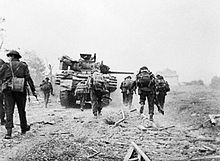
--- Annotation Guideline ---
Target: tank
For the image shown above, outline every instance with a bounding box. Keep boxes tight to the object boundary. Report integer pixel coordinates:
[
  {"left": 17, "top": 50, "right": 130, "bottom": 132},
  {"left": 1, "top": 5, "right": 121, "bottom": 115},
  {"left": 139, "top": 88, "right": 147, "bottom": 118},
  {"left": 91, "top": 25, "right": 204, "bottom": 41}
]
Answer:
[{"left": 55, "top": 53, "right": 133, "bottom": 109}]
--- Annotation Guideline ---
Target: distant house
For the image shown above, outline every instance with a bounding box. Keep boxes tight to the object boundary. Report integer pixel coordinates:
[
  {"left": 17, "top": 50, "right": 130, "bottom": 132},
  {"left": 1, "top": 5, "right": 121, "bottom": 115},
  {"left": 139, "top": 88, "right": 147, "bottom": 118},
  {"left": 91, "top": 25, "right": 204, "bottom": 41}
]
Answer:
[{"left": 156, "top": 68, "right": 179, "bottom": 86}]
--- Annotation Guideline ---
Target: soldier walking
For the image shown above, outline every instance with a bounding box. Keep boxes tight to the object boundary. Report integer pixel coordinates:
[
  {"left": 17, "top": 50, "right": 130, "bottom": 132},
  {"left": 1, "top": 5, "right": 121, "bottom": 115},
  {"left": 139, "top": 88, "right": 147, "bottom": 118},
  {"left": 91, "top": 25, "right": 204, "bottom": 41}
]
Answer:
[
  {"left": 120, "top": 76, "right": 136, "bottom": 108},
  {"left": 89, "top": 70, "right": 109, "bottom": 117},
  {"left": 154, "top": 74, "right": 170, "bottom": 115},
  {"left": 136, "top": 66, "right": 156, "bottom": 121},
  {"left": 40, "top": 77, "right": 54, "bottom": 108},
  {"left": 2, "top": 50, "right": 37, "bottom": 139},
  {"left": 0, "top": 59, "right": 6, "bottom": 125}
]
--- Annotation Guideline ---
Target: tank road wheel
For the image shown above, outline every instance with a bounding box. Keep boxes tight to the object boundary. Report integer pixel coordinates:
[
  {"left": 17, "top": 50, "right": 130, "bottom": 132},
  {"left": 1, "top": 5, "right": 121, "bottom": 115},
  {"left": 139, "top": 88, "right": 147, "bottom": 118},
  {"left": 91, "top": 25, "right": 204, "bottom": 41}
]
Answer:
[{"left": 60, "top": 91, "right": 76, "bottom": 108}]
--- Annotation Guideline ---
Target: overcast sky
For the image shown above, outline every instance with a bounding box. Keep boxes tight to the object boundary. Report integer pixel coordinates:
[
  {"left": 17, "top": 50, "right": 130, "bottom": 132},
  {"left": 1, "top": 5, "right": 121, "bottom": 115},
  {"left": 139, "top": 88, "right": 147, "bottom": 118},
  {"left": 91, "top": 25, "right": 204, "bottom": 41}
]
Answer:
[{"left": 0, "top": 0, "right": 220, "bottom": 83}]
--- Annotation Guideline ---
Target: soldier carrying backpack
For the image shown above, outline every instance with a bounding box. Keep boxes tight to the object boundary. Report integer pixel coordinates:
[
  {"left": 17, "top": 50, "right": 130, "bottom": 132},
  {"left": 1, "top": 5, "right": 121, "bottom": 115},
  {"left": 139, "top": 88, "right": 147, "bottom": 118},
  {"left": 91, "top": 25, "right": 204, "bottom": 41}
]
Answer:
[
  {"left": 120, "top": 76, "right": 136, "bottom": 108},
  {"left": 40, "top": 77, "right": 54, "bottom": 108},
  {"left": 88, "top": 71, "right": 109, "bottom": 117},
  {"left": 154, "top": 74, "right": 170, "bottom": 115},
  {"left": 136, "top": 66, "right": 156, "bottom": 121},
  {"left": 3, "top": 51, "right": 37, "bottom": 139}
]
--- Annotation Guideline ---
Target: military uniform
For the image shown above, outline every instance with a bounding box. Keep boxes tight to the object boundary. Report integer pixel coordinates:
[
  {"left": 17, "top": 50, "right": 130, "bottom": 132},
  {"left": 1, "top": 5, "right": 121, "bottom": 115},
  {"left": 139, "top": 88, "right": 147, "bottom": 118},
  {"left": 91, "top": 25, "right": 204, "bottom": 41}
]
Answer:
[
  {"left": 2, "top": 50, "right": 37, "bottom": 139},
  {"left": 40, "top": 78, "right": 53, "bottom": 108},
  {"left": 136, "top": 66, "right": 155, "bottom": 121},
  {"left": 89, "top": 72, "right": 109, "bottom": 117},
  {"left": 0, "top": 93, "right": 5, "bottom": 125},
  {"left": 0, "top": 59, "right": 7, "bottom": 125},
  {"left": 154, "top": 75, "right": 170, "bottom": 115},
  {"left": 120, "top": 76, "right": 136, "bottom": 108}
]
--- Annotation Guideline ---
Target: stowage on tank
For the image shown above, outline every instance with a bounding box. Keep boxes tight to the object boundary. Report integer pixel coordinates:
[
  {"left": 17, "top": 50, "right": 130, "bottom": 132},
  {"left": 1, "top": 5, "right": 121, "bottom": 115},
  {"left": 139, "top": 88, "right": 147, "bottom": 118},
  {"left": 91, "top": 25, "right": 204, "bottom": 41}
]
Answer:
[{"left": 55, "top": 53, "right": 133, "bottom": 109}]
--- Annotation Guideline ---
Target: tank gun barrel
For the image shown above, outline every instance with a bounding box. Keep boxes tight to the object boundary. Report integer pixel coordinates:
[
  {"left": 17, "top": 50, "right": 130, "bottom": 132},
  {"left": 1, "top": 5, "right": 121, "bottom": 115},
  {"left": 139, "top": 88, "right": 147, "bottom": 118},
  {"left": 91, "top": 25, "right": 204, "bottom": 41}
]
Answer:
[{"left": 104, "top": 71, "right": 134, "bottom": 75}]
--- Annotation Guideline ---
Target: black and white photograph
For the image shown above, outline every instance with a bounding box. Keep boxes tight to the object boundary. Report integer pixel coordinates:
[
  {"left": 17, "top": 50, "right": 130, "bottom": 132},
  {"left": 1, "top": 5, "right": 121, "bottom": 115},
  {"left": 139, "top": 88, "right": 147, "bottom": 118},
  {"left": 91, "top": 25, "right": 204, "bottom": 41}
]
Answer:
[{"left": 0, "top": 0, "right": 220, "bottom": 160}]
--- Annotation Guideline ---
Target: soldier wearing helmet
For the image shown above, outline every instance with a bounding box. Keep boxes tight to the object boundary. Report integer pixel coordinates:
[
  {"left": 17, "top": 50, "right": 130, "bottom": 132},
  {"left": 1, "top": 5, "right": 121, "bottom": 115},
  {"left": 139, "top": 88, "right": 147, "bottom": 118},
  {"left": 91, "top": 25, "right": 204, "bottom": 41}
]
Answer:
[
  {"left": 136, "top": 66, "right": 156, "bottom": 121},
  {"left": 154, "top": 74, "right": 170, "bottom": 115},
  {"left": 3, "top": 50, "right": 37, "bottom": 139},
  {"left": 120, "top": 75, "right": 136, "bottom": 108},
  {"left": 40, "top": 77, "right": 54, "bottom": 108},
  {"left": 89, "top": 71, "right": 109, "bottom": 117}
]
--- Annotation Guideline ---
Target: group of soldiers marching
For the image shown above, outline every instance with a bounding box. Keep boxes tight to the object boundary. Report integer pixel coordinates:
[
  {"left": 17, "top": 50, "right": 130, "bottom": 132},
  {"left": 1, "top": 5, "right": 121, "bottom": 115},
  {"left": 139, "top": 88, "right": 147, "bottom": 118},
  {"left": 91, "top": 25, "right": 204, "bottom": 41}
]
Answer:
[
  {"left": 0, "top": 50, "right": 170, "bottom": 139},
  {"left": 120, "top": 66, "right": 170, "bottom": 121}
]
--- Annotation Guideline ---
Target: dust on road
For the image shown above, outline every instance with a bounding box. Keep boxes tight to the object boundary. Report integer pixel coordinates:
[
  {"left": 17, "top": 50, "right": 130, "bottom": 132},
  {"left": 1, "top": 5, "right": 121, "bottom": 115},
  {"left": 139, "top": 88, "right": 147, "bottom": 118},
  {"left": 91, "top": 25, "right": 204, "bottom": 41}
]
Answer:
[{"left": 0, "top": 85, "right": 220, "bottom": 161}]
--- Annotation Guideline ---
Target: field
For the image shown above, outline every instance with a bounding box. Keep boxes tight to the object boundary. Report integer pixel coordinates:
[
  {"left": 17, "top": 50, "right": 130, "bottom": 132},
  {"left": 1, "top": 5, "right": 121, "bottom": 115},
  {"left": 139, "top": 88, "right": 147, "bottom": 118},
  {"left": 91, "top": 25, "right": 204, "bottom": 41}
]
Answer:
[{"left": 0, "top": 85, "right": 220, "bottom": 161}]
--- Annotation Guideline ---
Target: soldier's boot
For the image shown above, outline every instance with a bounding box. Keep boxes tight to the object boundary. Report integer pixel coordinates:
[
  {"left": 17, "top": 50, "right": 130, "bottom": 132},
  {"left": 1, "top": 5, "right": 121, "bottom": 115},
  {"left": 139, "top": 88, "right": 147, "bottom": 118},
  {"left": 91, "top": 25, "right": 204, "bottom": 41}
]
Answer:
[
  {"left": 21, "top": 125, "right": 31, "bottom": 135},
  {"left": 140, "top": 106, "right": 144, "bottom": 114},
  {"left": 93, "top": 111, "right": 98, "bottom": 117},
  {"left": 93, "top": 113, "right": 98, "bottom": 119},
  {"left": 158, "top": 107, "right": 164, "bottom": 115},
  {"left": 4, "top": 129, "right": 12, "bottom": 139},
  {"left": 139, "top": 103, "right": 144, "bottom": 114},
  {"left": 149, "top": 114, "right": 154, "bottom": 122},
  {"left": 98, "top": 111, "right": 102, "bottom": 116},
  {"left": 159, "top": 104, "right": 164, "bottom": 115},
  {"left": 80, "top": 102, "right": 85, "bottom": 111}
]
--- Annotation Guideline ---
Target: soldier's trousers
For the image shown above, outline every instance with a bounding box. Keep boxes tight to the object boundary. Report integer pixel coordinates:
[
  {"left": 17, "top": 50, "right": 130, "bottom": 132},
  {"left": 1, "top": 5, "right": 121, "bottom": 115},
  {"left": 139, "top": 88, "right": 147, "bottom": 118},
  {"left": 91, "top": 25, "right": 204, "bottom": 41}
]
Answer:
[
  {"left": 43, "top": 92, "right": 50, "bottom": 107},
  {"left": 155, "top": 92, "right": 166, "bottom": 109},
  {"left": 139, "top": 91, "right": 155, "bottom": 115},
  {"left": 90, "top": 91, "right": 103, "bottom": 116},
  {"left": 122, "top": 92, "right": 133, "bottom": 107},
  {"left": 92, "top": 100, "right": 102, "bottom": 116},
  {"left": 0, "top": 93, "right": 5, "bottom": 121},
  {"left": 4, "top": 90, "right": 28, "bottom": 131}
]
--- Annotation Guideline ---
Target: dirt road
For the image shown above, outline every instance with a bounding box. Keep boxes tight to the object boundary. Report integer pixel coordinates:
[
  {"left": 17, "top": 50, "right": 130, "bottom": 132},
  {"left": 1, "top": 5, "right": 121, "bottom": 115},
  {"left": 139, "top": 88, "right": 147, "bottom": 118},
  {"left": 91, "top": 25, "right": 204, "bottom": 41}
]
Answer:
[{"left": 0, "top": 85, "right": 220, "bottom": 161}]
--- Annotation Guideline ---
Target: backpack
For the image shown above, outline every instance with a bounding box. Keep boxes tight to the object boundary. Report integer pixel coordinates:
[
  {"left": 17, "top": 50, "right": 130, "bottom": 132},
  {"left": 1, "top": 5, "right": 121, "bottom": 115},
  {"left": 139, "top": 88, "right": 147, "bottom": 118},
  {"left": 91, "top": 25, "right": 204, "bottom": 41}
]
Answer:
[
  {"left": 40, "top": 82, "right": 51, "bottom": 91},
  {"left": 92, "top": 72, "right": 105, "bottom": 91},
  {"left": 137, "top": 71, "right": 152, "bottom": 87}
]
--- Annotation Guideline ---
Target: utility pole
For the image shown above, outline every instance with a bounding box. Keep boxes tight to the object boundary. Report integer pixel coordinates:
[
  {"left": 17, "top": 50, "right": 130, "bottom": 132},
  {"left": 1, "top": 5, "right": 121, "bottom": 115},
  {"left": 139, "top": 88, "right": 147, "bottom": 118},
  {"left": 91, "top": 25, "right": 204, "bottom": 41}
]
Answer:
[
  {"left": 0, "top": 40, "right": 3, "bottom": 50},
  {"left": 48, "top": 64, "right": 53, "bottom": 84}
]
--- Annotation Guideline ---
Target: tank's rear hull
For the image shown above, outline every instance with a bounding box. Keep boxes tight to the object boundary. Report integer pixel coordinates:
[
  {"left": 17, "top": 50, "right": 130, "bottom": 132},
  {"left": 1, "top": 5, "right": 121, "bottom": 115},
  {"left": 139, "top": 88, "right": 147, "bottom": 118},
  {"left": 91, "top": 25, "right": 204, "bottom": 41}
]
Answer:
[{"left": 55, "top": 70, "right": 117, "bottom": 108}]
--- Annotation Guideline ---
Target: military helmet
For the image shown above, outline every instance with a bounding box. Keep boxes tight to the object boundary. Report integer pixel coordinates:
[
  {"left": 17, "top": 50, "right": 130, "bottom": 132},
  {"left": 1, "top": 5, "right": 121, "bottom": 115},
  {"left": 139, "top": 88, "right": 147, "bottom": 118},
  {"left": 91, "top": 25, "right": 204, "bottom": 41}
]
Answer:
[
  {"left": 139, "top": 66, "right": 149, "bottom": 73},
  {"left": 140, "top": 66, "right": 148, "bottom": 70},
  {"left": 156, "top": 74, "right": 163, "bottom": 79},
  {"left": 7, "top": 50, "right": 22, "bottom": 58},
  {"left": 126, "top": 76, "right": 132, "bottom": 79}
]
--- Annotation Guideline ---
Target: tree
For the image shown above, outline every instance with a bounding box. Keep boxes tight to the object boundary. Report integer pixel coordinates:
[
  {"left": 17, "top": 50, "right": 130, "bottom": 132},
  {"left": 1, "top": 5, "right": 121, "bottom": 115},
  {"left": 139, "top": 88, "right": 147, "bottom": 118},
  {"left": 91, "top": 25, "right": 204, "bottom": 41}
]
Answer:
[
  {"left": 22, "top": 50, "right": 46, "bottom": 85},
  {"left": 210, "top": 76, "right": 220, "bottom": 89}
]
